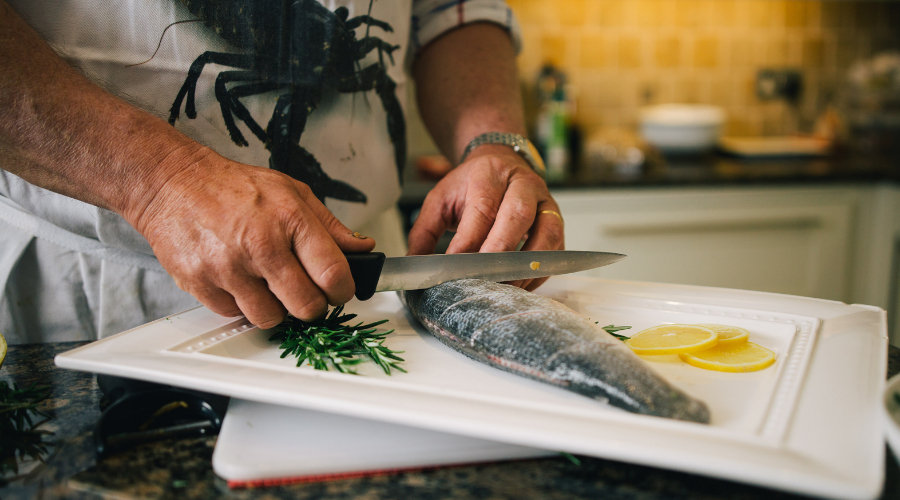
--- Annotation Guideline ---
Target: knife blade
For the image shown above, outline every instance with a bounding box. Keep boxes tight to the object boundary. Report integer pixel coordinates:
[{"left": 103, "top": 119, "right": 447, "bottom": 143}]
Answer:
[{"left": 345, "top": 250, "right": 626, "bottom": 300}]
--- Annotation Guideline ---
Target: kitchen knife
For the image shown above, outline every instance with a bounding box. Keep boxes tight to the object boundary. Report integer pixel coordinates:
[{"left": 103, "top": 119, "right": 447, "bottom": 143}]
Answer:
[{"left": 345, "top": 250, "right": 626, "bottom": 300}]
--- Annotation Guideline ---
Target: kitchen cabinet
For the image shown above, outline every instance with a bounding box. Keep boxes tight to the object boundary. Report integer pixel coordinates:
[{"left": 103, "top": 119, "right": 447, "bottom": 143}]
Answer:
[
  {"left": 856, "top": 184, "right": 900, "bottom": 346},
  {"left": 553, "top": 184, "right": 900, "bottom": 345}
]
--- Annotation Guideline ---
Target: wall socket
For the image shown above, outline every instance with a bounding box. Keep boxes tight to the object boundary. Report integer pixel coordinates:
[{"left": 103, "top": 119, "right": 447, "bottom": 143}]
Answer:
[{"left": 756, "top": 69, "right": 803, "bottom": 102}]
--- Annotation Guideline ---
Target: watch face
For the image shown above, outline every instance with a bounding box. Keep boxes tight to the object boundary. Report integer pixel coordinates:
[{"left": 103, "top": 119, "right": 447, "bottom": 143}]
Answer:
[{"left": 526, "top": 140, "right": 547, "bottom": 175}]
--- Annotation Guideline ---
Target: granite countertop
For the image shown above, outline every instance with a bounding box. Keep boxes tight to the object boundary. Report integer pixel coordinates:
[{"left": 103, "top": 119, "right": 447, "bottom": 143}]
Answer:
[
  {"left": 561, "top": 150, "right": 900, "bottom": 189},
  {"left": 0, "top": 342, "right": 898, "bottom": 500},
  {"left": 399, "top": 152, "right": 900, "bottom": 207}
]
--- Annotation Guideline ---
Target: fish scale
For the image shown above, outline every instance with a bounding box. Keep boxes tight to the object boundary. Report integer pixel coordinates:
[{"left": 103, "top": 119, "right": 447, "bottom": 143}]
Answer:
[{"left": 400, "top": 279, "right": 710, "bottom": 424}]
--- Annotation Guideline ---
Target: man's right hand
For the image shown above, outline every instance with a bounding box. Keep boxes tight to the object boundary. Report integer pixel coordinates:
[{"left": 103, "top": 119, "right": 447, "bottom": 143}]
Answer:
[
  {"left": 1, "top": 1, "right": 374, "bottom": 329},
  {"left": 129, "top": 147, "right": 375, "bottom": 328}
]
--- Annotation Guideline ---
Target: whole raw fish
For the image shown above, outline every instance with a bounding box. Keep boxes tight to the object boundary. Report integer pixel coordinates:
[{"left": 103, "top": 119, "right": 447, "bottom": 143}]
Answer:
[{"left": 400, "top": 279, "right": 710, "bottom": 424}]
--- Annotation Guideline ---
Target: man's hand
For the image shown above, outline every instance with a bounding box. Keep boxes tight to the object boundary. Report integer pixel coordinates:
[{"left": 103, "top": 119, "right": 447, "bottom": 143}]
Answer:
[
  {"left": 411, "top": 22, "right": 565, "bottom": 291},
  {"left": 131, "top": 148, "right": 375, "bottom": 328},
  {"left": 407, "top": 145, "right": 564, "bottom": 291},
  {"left": 0, "top": 2, "right": 373, "bottom": 328}
]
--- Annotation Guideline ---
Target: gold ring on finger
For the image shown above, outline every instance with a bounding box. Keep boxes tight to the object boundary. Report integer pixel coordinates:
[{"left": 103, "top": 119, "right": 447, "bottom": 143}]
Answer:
[{"left": 539, "top": 209, "right": 564, "bottom": 226}]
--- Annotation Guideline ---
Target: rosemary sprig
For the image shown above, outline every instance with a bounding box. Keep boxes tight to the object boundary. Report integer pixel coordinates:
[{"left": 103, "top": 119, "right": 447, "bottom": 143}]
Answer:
[
  {"left": 601, "top": 324, "right": 632, "bottom": 341},
  {"left": 559, "top": 452, "right": 582, "bottom": 466},
  {"left": 0, "top": 382, "right": 53, "bottom": 485},
  {"left": 269, "top": 305, "right": 405, "bottom": 375}
]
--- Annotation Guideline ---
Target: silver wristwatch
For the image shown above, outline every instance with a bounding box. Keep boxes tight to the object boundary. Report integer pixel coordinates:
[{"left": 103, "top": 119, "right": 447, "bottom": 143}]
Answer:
[{"left": 459, "top": 132, "right": 546, "bottom": 178}]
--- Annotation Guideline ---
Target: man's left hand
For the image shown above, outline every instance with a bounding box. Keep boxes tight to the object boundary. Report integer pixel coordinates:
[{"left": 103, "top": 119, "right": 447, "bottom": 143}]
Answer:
[{"left": 407, "top": 145, "right": 564, "bottom": 291}]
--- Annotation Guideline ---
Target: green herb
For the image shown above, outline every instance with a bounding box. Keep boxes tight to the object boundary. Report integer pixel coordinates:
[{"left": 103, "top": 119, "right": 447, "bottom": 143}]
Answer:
[
  {"left": 269, "top": 305, "right": 405, "bottom": 375},
  {"left": 0, "top": 382, "right": 53, "bottom": 485},
  {"left": 600, "top": 324, "right": 632, "bottom": 341},
  {"left": 559, "top": 452, "right": 582, "bottom": 466}
]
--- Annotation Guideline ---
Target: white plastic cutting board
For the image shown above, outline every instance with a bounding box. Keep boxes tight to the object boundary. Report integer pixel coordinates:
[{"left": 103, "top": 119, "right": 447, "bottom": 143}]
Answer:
[
  {"left": 214, "top": 399, "right": 554, "bottom": 486},
  {"left": 55, "top": 277, "right": 889, "bottom": 499}
]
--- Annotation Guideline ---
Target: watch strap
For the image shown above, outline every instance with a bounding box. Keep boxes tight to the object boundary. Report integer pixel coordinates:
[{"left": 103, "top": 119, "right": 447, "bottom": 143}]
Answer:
[{"left": 460, "top": 132, "right": 546, "bottom": 178}]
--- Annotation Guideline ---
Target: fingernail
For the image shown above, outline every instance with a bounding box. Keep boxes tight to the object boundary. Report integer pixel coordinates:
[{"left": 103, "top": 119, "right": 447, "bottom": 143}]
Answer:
[{"left": 349, "top": 231, "right": 369, "bottom": 240}]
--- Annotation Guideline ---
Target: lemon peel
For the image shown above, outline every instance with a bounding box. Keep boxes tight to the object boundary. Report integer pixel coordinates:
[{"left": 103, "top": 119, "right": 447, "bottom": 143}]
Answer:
[
  {"left": 693, "top": 324, "right": 750, "bottom": 346},
  {"left": 678, "top": 341, "right": 776, "bottom": 373},
  {"left": 625, "top": 324, "right": 718, "bottom": 356}
]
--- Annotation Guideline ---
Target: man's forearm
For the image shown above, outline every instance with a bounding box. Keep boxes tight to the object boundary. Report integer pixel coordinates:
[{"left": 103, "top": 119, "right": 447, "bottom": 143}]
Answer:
[
  {"left": 412, "top": 22, "right": 526, "bottom": 164},
  {"left": 0, "top": 0, "right": 202, "bottom": 221}
]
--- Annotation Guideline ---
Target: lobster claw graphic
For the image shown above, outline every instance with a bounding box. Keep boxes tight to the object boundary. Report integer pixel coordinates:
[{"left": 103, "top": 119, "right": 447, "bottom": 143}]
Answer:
[{"left": 168, "top": 0, "right": 407, "bottom": 204}]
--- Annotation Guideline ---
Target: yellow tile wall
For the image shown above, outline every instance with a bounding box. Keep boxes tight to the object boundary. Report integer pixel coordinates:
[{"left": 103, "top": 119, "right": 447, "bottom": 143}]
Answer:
[{"left": 507, "top": 0, "right": 900, "bottom": 136}]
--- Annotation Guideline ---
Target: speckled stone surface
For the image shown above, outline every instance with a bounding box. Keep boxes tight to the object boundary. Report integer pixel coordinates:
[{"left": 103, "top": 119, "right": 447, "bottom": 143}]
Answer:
[
  {"left": 0, "top": 342, "right": 898, "bottom": 500},
  {"left": 0, "top": 342, "right": 99, "bottom": 500},
  {"left": 398, "top": 153, "right": 900, "bottom": 208}
]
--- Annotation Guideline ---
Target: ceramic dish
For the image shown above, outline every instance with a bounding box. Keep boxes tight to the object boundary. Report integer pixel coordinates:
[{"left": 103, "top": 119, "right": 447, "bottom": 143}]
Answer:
[
  {"left": 718, "top": 136, "right": 831, "bottom": 158},
  {"left": 639, "top": 104, "right": 724, "bottom": 153},
  {"left": 55, "top": 277, "right": 888, "bottom": 499}
]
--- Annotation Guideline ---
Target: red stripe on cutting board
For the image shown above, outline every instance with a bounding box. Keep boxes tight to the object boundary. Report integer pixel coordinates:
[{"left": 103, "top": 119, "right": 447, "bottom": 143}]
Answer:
[
  {"left": 226, "top": 457, "right": 540, "bottom": 489},
  {"left": 228, "top": 466, "right": 429, "bottom": 489}
]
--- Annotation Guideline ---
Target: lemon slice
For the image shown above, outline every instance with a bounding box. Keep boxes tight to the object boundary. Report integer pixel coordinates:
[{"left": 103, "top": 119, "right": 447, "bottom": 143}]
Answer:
[
  {"left": 0, "top": 332, "right": 6, "bottom": 369},
  {"left": 678, "top": 342, "right": 776, "bottom": 372},
  {"left": 693, "top": 324, "right": 750, "bottom": 346},
  {"left": 624, "top": 324, "right": 718, "bottom": 356}
]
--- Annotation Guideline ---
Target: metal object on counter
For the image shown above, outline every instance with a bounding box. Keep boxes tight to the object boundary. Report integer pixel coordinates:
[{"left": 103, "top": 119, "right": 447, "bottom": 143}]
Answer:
[
  {"left": 841, "top": 51, "right": 900, "bottom": 156},
  {"left": 94, "top": 375, "right": 225, "bottom": 459},
  {"left": 581, "top": 127, "right": 659, "bottom": 181}
]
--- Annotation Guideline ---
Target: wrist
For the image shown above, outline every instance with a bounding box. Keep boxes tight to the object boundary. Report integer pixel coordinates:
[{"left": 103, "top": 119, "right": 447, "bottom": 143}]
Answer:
[
  {"left": 114, "top": 119, "right": 212, "bottom": 230},
  {"left": 459, "top": 132, "right": 546, "bottom": 178},
  {"left": 461, "top": 143, "right": 520, "bottom": 161}
]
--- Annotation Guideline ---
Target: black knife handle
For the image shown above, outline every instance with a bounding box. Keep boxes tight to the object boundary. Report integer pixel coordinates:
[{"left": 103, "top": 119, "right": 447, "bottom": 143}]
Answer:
[{"left": 345, "top": 252, "right": 386, "bottom": 301}]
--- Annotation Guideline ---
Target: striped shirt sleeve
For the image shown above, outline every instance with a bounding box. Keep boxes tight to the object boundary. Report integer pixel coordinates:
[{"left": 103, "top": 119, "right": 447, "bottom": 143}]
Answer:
[{"left": 410, "top": 0, "right": 523, "bottom": 57}]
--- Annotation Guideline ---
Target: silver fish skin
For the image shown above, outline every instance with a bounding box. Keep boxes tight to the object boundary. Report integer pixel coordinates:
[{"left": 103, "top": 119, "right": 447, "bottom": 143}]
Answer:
[{"left": 400, "top": 279, "right": 710, "bottom": 424}]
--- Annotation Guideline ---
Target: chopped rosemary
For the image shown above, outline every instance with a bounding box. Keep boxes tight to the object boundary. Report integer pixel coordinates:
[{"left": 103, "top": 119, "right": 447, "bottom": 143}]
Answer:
[
  {"left": 269, "top": 305, "right": 405, "bottom": 375},
  {"left": 559, "top": 451, "right": 582, "bottom": 466},
  {"left": 601, "top": 324, "right": 632, "bottom": 341},
  {"left": 0, "top": 382, "right": 53, "bottom": 485}
]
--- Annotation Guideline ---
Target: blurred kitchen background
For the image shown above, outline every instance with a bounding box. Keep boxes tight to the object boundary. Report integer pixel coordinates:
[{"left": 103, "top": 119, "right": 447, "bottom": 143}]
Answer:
[
  {"left": 400, "top": 0, "right": 900, "bottom": 345},
  {"left": 513, "top": 0, "right": 898, "bottom": 137}
]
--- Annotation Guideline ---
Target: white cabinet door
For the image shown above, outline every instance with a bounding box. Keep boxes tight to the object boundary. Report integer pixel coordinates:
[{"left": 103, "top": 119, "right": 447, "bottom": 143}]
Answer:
[
  {"left": 854, "top": 185, "right": 900, "bottom": 346},
  {"left": 553, "top": 186, "right": 860, "bottom": 302}
]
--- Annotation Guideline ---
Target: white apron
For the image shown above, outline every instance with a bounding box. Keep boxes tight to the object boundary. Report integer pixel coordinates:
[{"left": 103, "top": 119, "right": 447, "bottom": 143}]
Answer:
[{"left": 0, "top": 0, "right": 520, "bottom": 343}]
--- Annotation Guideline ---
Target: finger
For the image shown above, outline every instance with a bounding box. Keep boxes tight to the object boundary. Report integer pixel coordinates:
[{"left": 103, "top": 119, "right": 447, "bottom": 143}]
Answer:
[
  {"left": 229, "top": 277, "right": 289, "bottom": 329},
  {"left": 517, "top": 203, "right": 565, "bottom": 291},
  {"left": 168, "top": 260, "right": 245, "bottom": 318},
  {"left": 286, "top": 184, "right": 362, "bottom": 305},
  {"left": 189, "top": 284, "right": 243, "bottom": 318},
  {"left": 478, "top": 181, "right": 538, "bottom": 253},
  {"left": 445, "top": 177, "right": 505, "bottom": 255},
  {"left": 252, "top": 243, "right": 332, "bottom": 321},
  {"left": 524, "top": 276, "right": 550, "bottom": 292},
  {"left": 503, "top": 235, "right": 528, "bottom": 289},
  {"left": 406, "top": 189, "right": 450, "bottom": 256},
  {"left": 295, "top": 180, "right": 377, "bottom": 254},
  {"left": 520, "top": 204, "right": 565, "bottom": 252}
]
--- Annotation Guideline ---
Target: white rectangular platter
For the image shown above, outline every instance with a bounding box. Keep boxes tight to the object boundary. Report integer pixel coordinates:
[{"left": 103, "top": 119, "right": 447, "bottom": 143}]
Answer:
[{"left": 55, "top": 277, "right": 888, "bottom": 499}]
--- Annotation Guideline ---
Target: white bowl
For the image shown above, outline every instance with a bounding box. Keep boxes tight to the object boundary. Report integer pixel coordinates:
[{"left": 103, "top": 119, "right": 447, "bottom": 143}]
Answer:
[{"left": 639, "top": 104, "right": 725, "bottom": 154}]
